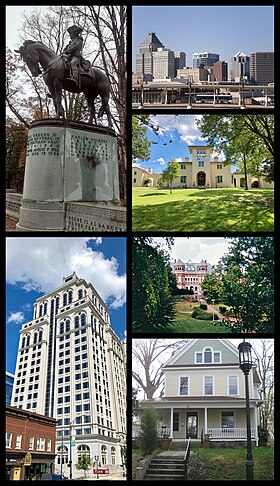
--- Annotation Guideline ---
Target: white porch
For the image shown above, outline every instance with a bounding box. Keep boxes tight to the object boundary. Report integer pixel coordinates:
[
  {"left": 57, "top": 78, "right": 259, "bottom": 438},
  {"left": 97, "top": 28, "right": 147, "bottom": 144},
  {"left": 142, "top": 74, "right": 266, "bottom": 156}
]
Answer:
[{"left": 141, "top": 403, "right": 260, "bottom": 446}]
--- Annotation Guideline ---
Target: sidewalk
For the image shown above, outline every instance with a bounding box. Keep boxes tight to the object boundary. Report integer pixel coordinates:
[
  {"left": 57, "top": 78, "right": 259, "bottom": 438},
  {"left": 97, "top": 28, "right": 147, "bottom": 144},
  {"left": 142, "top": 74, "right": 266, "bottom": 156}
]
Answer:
[{"left": 74, "top": 472, "right": 126, "bottom": 480}]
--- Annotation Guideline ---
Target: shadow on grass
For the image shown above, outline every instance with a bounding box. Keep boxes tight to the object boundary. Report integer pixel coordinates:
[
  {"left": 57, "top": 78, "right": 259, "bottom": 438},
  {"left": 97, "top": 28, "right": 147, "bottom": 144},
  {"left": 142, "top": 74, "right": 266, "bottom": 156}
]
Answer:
[
  {"left": 132, "top": 189, "right": 274, "bottom": 232},
  {"left": 140, "top": 192, "right": 168, "bottom": 197}
]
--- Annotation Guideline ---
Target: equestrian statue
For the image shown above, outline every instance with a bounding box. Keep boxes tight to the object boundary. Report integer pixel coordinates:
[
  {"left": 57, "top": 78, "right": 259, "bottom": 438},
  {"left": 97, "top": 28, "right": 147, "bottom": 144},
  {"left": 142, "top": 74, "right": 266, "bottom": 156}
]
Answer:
[{"left": 15, "top": 25, "right": 112, "bottom": 127}]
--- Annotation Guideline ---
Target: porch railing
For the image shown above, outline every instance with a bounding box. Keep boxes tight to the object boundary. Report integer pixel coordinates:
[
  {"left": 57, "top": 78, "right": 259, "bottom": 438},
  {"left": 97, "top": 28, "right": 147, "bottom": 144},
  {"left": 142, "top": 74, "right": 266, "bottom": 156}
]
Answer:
[
  {"left": 207, "top": 428, "right": 256, "bottom": 439},
  {"left": 157, "top": 427, "right": 171, "bottom": 438}
]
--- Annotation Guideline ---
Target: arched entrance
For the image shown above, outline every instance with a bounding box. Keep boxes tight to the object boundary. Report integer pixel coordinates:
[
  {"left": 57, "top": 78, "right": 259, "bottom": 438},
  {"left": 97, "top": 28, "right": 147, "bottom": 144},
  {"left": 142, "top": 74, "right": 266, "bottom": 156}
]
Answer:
[{"left": 197, "top": 171, "right": 206, "bottom": 186}]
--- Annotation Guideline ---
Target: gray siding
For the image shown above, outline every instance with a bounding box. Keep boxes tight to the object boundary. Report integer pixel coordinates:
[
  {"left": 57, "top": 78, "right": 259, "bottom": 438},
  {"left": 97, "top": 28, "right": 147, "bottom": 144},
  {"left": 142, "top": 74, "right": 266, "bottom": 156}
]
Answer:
[{"left": 173, "top": 339, "right": 239, "bottom": 365}]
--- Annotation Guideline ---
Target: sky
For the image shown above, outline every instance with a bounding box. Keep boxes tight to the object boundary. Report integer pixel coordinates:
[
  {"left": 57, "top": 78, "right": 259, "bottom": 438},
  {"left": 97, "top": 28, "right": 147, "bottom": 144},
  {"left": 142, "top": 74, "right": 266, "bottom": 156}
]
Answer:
[
  {"left": 152, "top": 237, "right": 231, "bottom": 266},
  {"left": 6, "top": 237, "right": 126, "bottom": 374},
  {"left": 133, "top": 115, "right": 241, "bottom": 174},
  {"left": 132, "top": 5, "right": 274, "bottom": 71},
  {"left": 6, "top": 6, "right": 51, "bottom": 50}
]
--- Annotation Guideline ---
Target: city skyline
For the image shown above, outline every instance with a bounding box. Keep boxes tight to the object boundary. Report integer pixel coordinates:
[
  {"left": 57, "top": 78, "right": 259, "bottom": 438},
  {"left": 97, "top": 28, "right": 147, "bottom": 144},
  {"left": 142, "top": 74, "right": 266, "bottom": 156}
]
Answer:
[
  {"left": 6, "top": 237, "right": 126, "bottom": 374},
  {"left": 132, "top": 6, "right": 274, "bottom": 71}
]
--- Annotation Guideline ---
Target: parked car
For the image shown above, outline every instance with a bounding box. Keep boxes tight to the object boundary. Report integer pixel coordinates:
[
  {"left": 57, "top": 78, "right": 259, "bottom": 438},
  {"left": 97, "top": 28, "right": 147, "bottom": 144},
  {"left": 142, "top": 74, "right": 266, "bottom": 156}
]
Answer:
[{"left": 41, "top": 473, "right": 68, "bottom": 480}]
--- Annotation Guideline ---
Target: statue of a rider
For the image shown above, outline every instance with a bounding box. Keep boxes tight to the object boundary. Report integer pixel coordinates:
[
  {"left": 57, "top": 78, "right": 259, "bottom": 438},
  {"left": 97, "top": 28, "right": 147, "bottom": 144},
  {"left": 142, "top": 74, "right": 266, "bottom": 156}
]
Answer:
[{"left": 63, "top": 25, "right": 83, "bottom": 86}]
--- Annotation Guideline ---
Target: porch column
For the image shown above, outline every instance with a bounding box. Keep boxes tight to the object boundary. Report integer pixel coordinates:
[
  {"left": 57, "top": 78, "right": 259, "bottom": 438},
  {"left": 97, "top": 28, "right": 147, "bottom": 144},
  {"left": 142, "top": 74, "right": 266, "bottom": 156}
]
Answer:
[
  {"left": 254, "top": 405, "right": 258, "bottom": 447},
  {"left": 204, "top": 407, "right": 208, "bottom": 436},
  {"left": 170, "top": 408, "right": 174, "bottom": 438}
]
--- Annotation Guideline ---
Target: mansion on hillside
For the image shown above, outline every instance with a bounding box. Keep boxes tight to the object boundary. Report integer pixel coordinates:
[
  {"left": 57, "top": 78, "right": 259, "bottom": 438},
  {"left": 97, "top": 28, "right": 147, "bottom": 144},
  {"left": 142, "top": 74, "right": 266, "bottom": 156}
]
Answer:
[
  {"left": 132, "top": 145, "right": 274, "bottom": 189},
  {"left": 171, "top": 259, "right": 212, "bottom": 295}
]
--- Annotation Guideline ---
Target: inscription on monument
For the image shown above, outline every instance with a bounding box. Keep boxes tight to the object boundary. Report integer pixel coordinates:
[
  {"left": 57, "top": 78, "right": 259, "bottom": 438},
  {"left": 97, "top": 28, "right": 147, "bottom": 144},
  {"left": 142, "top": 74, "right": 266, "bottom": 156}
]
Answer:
[
  {"left": 70, "top": 134, "right": 109, "bottom": 162},
  {"left": 26, "top": 132, "right": 60, "bottom": 157},
  {"left": 66, "top": 214, "right": 125, "bottom": 232}
]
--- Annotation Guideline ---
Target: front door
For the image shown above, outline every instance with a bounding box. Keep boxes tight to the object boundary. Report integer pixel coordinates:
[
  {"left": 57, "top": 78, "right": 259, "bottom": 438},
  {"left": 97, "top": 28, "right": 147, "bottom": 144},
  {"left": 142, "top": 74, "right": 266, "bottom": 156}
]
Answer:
[
  {"left": 186, "top": 412, "right": 198, "bottom": 438},
  {"left": 197, "top": 172, "right": 206, "bottom": 186}
]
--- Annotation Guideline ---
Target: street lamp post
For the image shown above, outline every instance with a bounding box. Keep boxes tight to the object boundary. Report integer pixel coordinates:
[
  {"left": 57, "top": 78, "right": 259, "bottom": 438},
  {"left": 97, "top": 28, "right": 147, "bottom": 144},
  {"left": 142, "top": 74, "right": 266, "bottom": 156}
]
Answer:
[
  {"left": 238, "top": 340, "right": 254, "bottom": 480},
  {"left": 69, "top": 419, "right": 77, "bottom": 480},
  {"left": 137, "top": 76, "right": 143, "bottom": 108},
  {"left": 94, "top": 455, "right": 99, "bottom": 480},
  {"left": 187, "top": 80, "right": 192, "bottom": 109},
  {"left": 211, "top": 299, "right": 215, "bottom": 321}
]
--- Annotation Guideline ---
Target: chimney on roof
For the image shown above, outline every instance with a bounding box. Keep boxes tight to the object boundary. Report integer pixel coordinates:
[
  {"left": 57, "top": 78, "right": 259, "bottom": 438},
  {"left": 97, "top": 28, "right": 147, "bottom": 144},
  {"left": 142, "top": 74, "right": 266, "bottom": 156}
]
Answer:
[
  {"left": 214, "top": 155, "right": 219, "bottom": 161},
  {"left": 185, "top": 156, "right": 190, "bottom": 162},
  {"left": 148, "top": 168, "right": 153, "bottom": 174}
]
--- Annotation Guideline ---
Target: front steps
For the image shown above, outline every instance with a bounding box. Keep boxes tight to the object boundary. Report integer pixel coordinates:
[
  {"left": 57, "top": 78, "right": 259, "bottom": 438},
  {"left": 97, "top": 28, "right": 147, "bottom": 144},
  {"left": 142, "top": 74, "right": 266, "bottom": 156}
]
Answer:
[{"left": 143, "top": 455, "right": 186, "bottom": 480}]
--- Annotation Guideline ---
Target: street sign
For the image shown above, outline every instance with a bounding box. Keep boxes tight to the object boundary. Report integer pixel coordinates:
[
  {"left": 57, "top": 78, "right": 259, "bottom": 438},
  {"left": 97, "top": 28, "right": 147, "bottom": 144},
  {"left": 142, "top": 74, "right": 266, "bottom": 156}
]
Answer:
[
  {"left": 24, "top": 452, "right": 32, "bottom": 466},
  {"left": 71, "top": 436, "right": 76, "bottom": 446},
  {"left": 93, "top": 469, "right": 109, "bottom": 475}
]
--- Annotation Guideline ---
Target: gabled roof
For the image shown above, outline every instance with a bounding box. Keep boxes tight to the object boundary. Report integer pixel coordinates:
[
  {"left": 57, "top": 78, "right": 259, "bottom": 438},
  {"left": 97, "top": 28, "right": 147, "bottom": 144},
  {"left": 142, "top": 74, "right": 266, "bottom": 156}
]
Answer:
[{"left": 163, "top": 339, "right": 239, "bottom": 367}]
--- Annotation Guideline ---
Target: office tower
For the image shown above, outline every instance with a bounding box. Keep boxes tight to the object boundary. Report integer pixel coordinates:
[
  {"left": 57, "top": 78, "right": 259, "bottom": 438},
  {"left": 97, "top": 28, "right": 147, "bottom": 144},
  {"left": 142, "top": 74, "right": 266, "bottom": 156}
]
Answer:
[
  {"left": 250, "top": 52, "right": 274, "bottom": 84},
  {"left": 153, "top": 48, "right": 175, "bottom": 79},
  {"left": 6, "top": 372, "right": 15, "bottom": 405},
  {"left": 229, "top": 51, "right": 250, "bottom": 81},
  {"left": 213, "top": 61, "right": 228, "bottom": 81},
  {"left": 193, "top": 52, "right": 220, "bottom": 68},
  {"left": 11, "top": 272, "right": 126, "bottom": 478},
  {"left": 174, "top": 52, "right": 186, "bottom": 73},
  {"left": 136, "top": 32, "right": 164, "bottom": 81}
]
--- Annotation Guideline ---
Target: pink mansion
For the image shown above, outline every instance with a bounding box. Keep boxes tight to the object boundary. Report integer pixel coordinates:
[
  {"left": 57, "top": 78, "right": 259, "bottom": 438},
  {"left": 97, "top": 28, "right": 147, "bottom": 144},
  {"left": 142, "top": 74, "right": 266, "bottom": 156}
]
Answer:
[{"left": 171, "top": 259, "right": 212, "bottom": 295}]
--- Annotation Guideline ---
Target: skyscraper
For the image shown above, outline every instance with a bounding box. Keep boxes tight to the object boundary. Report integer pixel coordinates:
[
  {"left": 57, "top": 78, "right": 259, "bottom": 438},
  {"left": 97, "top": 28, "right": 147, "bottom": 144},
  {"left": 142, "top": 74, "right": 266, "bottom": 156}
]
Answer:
[
  {"left": 10, "top": 272, "right": 126, "bottom": 478},
  {"left": 193, "top": 52, "right": 220, "bottom": 68},
  {"left": 229, "top": 51, "right": 250, "bottom": 82},
  {"left": 6, "top": 372, "right": 15, "bottom": 405},
  {"left": 136, "top": 32, "right": 164, "bottom": 81},
  {"left": 250, "top": 52, "right": 274, "bottom": 84}
]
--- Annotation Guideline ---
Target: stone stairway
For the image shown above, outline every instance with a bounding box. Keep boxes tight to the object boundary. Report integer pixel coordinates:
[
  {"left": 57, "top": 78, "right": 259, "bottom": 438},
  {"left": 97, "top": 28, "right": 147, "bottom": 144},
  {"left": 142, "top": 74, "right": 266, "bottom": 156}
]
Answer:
[{"left": 143, "top": 455, "right": 186, "bottom": 480}]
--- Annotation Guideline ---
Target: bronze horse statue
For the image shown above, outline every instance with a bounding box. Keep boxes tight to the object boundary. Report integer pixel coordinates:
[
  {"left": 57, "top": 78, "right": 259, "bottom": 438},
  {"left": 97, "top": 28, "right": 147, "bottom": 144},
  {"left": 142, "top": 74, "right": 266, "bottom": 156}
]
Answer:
[{"left": 15, "top": 40, "right": 112, "bottom": 127}]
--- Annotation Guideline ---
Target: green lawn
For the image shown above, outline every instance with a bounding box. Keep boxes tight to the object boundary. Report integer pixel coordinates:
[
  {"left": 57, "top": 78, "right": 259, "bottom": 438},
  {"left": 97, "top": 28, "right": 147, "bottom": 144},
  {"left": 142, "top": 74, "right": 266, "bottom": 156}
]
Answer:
[
  {"left": 132, "top": 187, "right": 274, "bottom": 232},
  {"left": 189, "top": 447, "right": 274, "bottom": 481},
  {"left": 168, "top": 315, "right": 232, "bottom": 333}
]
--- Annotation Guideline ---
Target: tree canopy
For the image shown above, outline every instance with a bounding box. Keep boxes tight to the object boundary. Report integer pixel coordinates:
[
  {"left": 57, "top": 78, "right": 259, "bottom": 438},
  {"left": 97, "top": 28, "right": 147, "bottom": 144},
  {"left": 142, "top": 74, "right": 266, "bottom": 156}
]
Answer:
[
  {"left": 202, "top": 237, "right": 274, "bottom": 333},
  {"left": 132, "top": 238, "right": 177, "bottom": 332},
  {"left": 197, "top": 115, "right": 274, "bottom": 182}
]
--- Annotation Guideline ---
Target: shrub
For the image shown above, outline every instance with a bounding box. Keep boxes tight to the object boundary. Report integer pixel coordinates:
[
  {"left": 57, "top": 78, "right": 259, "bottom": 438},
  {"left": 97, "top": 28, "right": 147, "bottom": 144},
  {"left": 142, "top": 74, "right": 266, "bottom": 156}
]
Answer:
[
  {"left": 258, "top": 426, "right": 269, "bottom": 446},
  {"left": 136, "top": 408, "right": 158, "bottom": 455},
  {"left": 219, "top": 306, "right": 227, "bottom": 314},
  {"left": 191, "top": 307, "right": 219, "bottom": 320},
  {"left": 200, "top": 303, "right": 207, "bottom": 310}
]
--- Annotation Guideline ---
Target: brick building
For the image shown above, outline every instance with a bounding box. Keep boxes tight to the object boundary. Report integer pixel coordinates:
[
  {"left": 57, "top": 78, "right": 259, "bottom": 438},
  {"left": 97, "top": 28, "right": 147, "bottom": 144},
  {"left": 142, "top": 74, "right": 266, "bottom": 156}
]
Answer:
[
  {"left": 171, "top": 259, "right": 212, "bottom": 295},
  {"left": 5, "top": 405, "right": 57, "bottom": 480}
]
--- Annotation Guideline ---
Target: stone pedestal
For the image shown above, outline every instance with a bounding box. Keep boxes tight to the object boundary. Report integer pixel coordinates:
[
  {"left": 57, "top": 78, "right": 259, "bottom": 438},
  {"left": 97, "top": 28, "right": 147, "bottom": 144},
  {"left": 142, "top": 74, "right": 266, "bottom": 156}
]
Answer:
[{"left": 16, "top": 119, "right": 120, "bottom": 231}]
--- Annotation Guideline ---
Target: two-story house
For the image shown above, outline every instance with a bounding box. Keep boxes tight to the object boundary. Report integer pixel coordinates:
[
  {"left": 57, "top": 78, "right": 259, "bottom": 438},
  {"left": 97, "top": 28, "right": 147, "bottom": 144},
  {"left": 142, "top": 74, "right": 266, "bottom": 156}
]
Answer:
[{"left": 139, "top": 339, "right": 262, "bottom": 446}]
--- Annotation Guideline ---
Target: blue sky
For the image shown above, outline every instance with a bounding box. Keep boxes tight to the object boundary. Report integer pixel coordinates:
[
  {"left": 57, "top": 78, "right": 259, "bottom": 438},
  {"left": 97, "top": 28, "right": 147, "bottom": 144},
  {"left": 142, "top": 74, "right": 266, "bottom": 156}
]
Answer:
[
  {"left": 6, "top": 237, "right": 126, "bottom": 374},
  {"left": 132, "top": 5, "right": 274, "bottom": 71},
  {"left": 133, "top": 115, "right": 240, "bottom": 174}
]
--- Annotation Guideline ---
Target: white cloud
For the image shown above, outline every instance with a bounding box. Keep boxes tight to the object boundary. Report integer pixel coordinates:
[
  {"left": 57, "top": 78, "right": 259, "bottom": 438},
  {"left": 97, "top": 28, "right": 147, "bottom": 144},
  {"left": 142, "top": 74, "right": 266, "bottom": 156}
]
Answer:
[
  {"left": 6, "top": 238, "right": 126, "bottom": 309},
  {"left": 156, "top": 157, "right": 165, "bottom": 165},
  {"left": 174, "top": 157, "right": 183, "bottom": 162},
  {"left": 152, "top": 237, "right": 230, "bottom": 266},
  {"left": 150, "top": 115, "right": 205, "bottom": 147},
  {"left": 7, "top": 311, "right": 25, "bottom": 324}
]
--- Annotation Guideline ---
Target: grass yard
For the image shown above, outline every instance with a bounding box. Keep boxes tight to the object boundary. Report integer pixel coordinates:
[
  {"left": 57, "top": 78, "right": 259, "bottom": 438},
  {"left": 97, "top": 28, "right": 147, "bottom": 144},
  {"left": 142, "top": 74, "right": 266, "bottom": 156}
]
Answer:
[
  {"left": 132, "top": 187, "right": 274, "bottom": 232},
  {"left": 189, "top": 447, "right": 274, "bottom": 481},
  {"left": 168, "top": 315, "right": 232, "bottom": 333}
]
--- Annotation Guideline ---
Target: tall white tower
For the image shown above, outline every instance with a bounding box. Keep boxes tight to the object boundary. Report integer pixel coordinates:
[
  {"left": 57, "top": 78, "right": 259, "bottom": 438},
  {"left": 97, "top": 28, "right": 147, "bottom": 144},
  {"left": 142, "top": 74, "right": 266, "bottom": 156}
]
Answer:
[{"left": 11, "top": 272, "right": 126, "bottom": 478}]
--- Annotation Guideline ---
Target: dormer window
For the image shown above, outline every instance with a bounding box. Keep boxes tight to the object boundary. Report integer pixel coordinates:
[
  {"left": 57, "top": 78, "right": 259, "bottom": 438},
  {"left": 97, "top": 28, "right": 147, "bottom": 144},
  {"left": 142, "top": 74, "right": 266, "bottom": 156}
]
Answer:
[{"left": 195, "top": 348, "right": 221, "bottom": 364}]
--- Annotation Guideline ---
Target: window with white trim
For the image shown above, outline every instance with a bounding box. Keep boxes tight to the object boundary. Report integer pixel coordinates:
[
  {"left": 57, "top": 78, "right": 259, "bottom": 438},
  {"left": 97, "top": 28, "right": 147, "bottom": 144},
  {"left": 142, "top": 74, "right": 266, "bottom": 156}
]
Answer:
[
  {"left": 204, "top": 376, "right": 213, "bottom": 395},
  {"left": 228, "top": 375, "right": 238, "bottom": 395},
  {"left": 179, "top": 376, "right": 189, "bottom": 396},
  {"left": 15, "top": 434, "right": 22, "bottom": 449},
  {"left": 221, "top": 411, "right": 234, "bottom": 428},
  {"left": 6, "top": 432, "right": 12, "bottom": 448},
  {"left": 29, "top": 436, "right": 35, "bottom": 450}
]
